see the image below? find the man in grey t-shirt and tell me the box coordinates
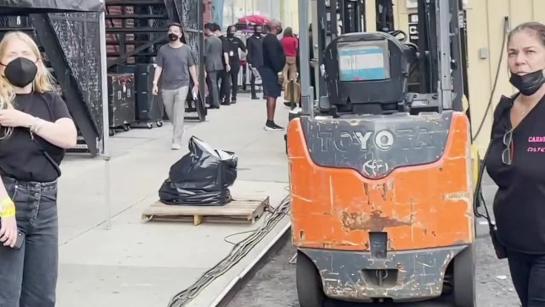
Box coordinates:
[153,22,199,150]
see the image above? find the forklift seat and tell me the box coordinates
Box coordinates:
[323,32,417,114]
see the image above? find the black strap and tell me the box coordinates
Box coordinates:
[34,137,61,177]
[473,145,495,231]
[473,93,508,223]
[474,94,517,228]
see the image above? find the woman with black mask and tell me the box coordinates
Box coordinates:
[486,22,545,307]
[0,31,77,306]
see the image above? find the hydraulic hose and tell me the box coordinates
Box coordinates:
[471,16,510,142]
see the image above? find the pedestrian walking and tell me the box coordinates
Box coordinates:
[214,24,232,105]
[485,21,545,307]
[204,22,226,109]
[280,27,299,103]
[0,31,77,307]
[152,22,199,150]
[259,20,286,131]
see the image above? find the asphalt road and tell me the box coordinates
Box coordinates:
[225,178,521,307]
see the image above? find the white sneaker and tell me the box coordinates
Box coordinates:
[171,143,182,150]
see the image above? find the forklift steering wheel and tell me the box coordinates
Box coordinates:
[389,30,408,42]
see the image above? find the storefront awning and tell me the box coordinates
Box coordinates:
[0,0,104,14]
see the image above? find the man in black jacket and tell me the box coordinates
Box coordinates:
[212,23,232,105]
[204,23,227,109]
[259,20,285,131]
[246,25,264,100]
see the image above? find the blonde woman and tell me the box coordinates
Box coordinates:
[0,31,76,306]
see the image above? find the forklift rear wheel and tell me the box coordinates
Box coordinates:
[453,244,476,307]
[296,251,325,307]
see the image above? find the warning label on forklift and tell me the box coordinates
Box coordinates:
[338,43,389,81]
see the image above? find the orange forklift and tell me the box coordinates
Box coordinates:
[288,0,475,306]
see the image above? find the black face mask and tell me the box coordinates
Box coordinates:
[168,33,179,42]
[227,32,234,38]
[510,69,545,96]
[0,57,38,88]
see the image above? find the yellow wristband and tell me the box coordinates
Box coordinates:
[0,206,15,218]
[0,197,15,218]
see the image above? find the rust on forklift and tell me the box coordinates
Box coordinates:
[341,210,412,232]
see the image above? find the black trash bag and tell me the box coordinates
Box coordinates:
[159,136,238,206]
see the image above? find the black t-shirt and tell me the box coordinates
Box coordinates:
[262,34,286,73]
[225,36,246,65]
[486,93,545,253]
[247,34,264,67]
[0,92,72,182]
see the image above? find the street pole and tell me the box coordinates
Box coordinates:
[98,11,109,158]
[198,0,206,111]
[98,10,112,230]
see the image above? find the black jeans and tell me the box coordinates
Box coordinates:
[0,176,58,307]
[219,69,231,104]
[250,66,259,98]
[229,64,240,101]
[241,64,247,91]
[206,70,220,108]
[507,249,545,307]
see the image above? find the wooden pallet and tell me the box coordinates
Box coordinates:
[142,197,270,226]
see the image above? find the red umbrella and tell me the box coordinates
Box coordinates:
[237,14,270,26]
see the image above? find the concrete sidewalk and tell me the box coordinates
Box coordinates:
[56,93,291,307]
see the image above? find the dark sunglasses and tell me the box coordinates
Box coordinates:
[502,128,514,165]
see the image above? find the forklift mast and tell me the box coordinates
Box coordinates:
[298,0,467,115]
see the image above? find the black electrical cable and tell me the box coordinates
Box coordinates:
[473,145,494,227]
[223,230,258,246]
[471,17,510,142]
[473,18,511,223]
[472,150,503,264]
[167,196,291,307]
